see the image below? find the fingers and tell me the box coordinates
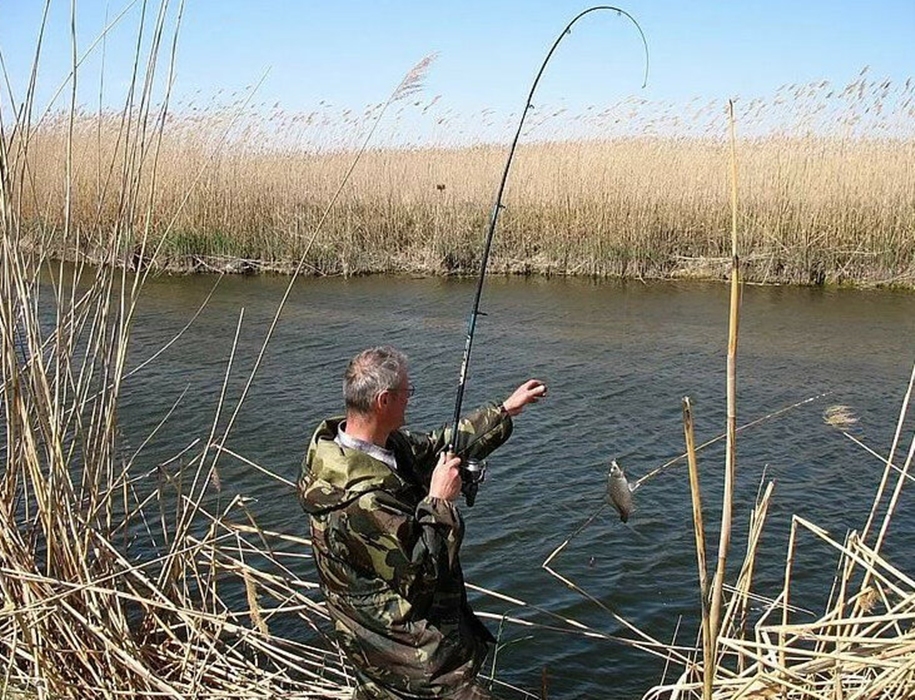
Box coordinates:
[437,451,461,471]
[430,451,462,501]
[524,379,547,400]
[502,379,548,416]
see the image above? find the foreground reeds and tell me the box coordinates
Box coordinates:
[643,390,915,699]
[4,4,915,699]
[0,4,353,697]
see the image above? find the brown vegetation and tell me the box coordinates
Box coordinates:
[1,7,354,698]
[8,74,915,286]
[4,3,915,697]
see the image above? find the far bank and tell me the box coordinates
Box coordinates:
[10,121,915,288]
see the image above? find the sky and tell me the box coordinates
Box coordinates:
[2,1,913,146]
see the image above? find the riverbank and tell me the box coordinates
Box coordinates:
[11,115,915,288]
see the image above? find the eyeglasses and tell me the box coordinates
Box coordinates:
[394,382,415,398]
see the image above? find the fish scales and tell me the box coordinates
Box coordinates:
[607,459,634,523]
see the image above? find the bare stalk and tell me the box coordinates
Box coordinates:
[682,397,712,699]
[707,97,741,677]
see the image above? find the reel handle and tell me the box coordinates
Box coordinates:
[459,458,487,507]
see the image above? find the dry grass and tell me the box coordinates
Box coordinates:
[643,471,915,699]
[7,73,915,285]
[1,4,356,698]
[4,5,915,698]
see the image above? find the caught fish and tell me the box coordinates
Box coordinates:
[606,459,636,523]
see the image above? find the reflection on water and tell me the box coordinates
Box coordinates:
[121,274,915,698]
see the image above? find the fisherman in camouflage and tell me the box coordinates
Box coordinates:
[298,346,546,699]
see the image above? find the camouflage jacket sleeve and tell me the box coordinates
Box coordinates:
[328,488,464,604]
[397,402,514,485]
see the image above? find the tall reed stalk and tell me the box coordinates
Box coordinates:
[681,397,711,699]
[704,99,741,691]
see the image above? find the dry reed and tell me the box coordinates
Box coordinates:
[7,71,915,286]
[1,4,355,698]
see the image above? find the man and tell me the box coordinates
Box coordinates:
[298,345,546,699]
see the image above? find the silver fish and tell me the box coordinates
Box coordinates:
[607,459,635,523]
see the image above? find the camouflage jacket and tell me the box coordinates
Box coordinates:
[298,403,513,697]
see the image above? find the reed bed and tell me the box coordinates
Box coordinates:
[1,5,357,697]
[8,72,915,286]
[643,465,915,700]
[4,4,915,698]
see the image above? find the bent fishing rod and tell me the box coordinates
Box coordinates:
[447,6,649,503]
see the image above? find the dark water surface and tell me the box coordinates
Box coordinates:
[122,274,915,699]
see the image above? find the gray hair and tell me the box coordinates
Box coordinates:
[343,346,408,415]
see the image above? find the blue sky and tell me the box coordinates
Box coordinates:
[2,1,913,144]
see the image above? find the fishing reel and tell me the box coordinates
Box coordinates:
[460,458,487,507]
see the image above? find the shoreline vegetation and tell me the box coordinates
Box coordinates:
[4,2,915,696]
[10,107,915,288]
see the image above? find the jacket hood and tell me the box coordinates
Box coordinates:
[298,418,404,516]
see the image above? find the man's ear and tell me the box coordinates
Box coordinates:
[376,390,390,408]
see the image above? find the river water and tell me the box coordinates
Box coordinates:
[121,273,915,699]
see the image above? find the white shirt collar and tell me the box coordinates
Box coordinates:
[334,422,398,472]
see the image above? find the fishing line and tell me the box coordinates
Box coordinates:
[631,391,830,490]
[604,392,831,521]
[447,6,650,473]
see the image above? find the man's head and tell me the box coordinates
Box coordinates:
[344,346,412,431]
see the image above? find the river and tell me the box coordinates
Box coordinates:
[121,273,915,699]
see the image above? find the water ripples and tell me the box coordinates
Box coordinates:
[121,275,915,699]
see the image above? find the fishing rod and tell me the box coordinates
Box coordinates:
[447,6,649,505]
